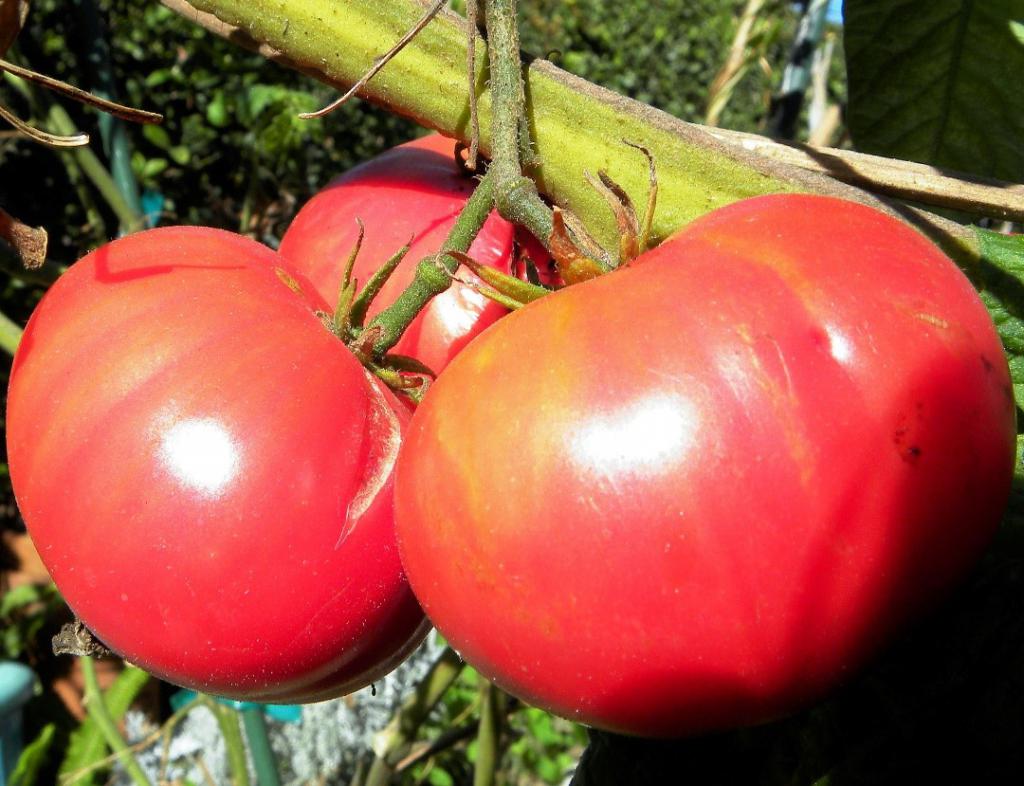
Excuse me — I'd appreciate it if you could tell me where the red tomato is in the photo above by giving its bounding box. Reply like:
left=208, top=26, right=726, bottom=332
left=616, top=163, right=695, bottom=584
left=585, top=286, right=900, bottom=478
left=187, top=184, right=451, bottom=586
left=280, top=134, right=548, bottom=373
left=7, top=227, right=427, bottom=701
left=395, top=195, right=1016, bottom=736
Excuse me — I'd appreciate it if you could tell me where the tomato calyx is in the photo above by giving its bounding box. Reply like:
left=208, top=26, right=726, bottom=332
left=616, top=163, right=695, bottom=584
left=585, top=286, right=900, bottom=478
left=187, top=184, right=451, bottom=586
left=446, top=143, right=660, bottom=310
left=309, top=227, right=438, bottom=402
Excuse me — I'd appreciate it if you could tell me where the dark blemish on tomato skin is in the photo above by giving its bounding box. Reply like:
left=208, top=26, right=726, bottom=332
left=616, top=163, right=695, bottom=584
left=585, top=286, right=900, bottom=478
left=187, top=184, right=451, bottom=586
left=981, top=355, right=995, bottom=374
left=892, top=411, right=923, bottom=464
left=893, top=426, right=922, bottom=463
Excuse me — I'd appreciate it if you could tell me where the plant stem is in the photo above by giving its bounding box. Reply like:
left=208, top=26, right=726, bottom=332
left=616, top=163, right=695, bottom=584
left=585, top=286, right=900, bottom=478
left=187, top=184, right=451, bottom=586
left=703, top=128, right=1024, bottom=223
left=80, top=656, right=154, bottom=786
left=164, top=0, right=990, bottom=266
left=482, top=0, right=553, bottom=244
left=473, top=680, right=503, bottom=786
left=365, top=646, right=465, bottom=786
left=239, top=706, right=281, bottom=786
left=367, top=169, right=496, bottom=357
left=207, top=700, right=252, bottom=786
left=0, top=307, right=22, bottom=355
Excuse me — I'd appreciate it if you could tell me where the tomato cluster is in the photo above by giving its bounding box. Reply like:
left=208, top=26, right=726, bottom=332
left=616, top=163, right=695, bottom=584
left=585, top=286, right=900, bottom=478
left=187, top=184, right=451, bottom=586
left=6, top=138, right=1016, bottom=734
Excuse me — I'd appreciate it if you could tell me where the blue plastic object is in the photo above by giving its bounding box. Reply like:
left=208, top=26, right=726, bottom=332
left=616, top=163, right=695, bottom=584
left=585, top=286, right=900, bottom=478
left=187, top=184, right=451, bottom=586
left=0, top=661, right=36, bottom=786
left=170, top=690, right=303, bottom=724
left=140, top=190, right=166, bottom=229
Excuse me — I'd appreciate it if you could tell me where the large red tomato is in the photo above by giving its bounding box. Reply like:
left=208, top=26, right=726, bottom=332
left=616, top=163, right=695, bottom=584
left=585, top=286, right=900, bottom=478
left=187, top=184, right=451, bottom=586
left=280, top=134, right=544, bottom=373
left=6, top=227, right=427, bottom=701
left=395, top=195, right=1016, bottom=736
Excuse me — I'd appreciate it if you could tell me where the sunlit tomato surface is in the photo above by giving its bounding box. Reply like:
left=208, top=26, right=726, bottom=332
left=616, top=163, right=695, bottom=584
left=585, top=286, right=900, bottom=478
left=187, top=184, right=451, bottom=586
left=7, top=227, right=427, bottom=702
left=280, top=134, right=546, bottom=373
left=395, top=195, right=1017, bottom=736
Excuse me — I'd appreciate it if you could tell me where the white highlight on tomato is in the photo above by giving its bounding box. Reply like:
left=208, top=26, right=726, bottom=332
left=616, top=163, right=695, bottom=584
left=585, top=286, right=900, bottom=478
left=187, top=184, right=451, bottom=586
left=435, top=283, right=488, bottom=337
left=825, top=324, right=854, bottom=364
left=159, top=418, right=240, bottom=495
left=571, top=392, right=700, bottom=475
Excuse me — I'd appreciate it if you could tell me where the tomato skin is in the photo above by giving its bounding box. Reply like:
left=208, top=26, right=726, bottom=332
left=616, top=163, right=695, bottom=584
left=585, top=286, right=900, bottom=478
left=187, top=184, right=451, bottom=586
left=280, top=134, right=543, bottom=372
left=395, top=194, right=1016, bottom=736
left=7, top=227, right=427, bottom=701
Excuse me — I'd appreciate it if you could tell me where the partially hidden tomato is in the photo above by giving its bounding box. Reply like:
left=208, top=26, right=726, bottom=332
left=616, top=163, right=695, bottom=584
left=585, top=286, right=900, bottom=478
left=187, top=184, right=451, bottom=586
left=6, top=226, right=427, bottom=702
left=279, top=134, right=547, bottom=373
left=395, top=194, right=1017, bottom=736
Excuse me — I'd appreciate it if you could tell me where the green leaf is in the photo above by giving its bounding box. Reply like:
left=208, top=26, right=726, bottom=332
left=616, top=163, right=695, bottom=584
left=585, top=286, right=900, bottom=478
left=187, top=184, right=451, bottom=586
left=141, top=158, right=168, bottom=179
left=427, top=767, right=454, bottom=786
left=845, top=0, right=1024, bottom=181
left=1, top=583, right=44, bottom=616
left=971, top=229, right=1024, bottom=409
left=10, top=723, right=57, bottom=786
left=169, top=145, right=191, bottom=166
left=58, top=666, right=151, bottom=786
left=142, top=124, right=172, bottom=151
left=205, top=90, right=230, bottom=128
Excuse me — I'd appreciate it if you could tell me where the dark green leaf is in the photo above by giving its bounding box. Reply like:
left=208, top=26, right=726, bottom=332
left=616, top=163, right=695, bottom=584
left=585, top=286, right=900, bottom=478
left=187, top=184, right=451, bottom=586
left=971, top=229, right=1024, bottom=408
left=846, top=0, right=1024, bottom=181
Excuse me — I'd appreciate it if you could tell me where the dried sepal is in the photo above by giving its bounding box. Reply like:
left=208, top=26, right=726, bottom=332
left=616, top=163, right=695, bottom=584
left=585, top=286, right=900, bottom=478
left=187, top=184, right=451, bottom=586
left=557, top=209, right=614, bottom=269
left=348, top=323, right=384, bottom=365
left=584, top=170, right=640, bottom=265
left=549, top=208, right=607, bottom=285
left=623, top=140, right=658, bottom=254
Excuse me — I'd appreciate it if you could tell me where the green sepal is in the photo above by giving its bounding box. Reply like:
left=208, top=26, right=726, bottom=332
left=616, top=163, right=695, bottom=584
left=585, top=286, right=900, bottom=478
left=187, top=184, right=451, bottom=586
left=450, top=251, right=549, bottom=305
left=333, top=279, right=358, bottom=338
left=349, top=239, right=412, bottom=328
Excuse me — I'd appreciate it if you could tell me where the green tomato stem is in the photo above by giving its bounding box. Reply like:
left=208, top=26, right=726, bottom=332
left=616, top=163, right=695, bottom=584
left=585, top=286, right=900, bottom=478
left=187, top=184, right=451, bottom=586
left=80, top=656, right=154, bottom=786
left=166, top=0, right=984, bottom=267
left=473, top=680, right=504, bottom=786
left=240, top=707, right=281, bottom=786
left=206, top=698, right=252, bottom=786
left=366, top=168, right=497, bottom=358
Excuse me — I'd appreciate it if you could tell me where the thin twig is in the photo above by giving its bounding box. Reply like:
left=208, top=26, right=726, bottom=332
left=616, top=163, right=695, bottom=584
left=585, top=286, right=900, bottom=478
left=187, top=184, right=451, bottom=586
left=706, top=127, right=1024, bottom=223
left=0, top=101, right=88, bottom=147
left=299, top=0, right=446, bottom=119
left=394, top=721, right=479, bottom=772
left=0, top=57, right=162, bottom=124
